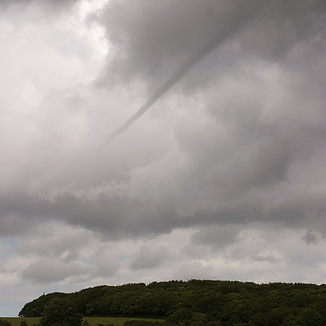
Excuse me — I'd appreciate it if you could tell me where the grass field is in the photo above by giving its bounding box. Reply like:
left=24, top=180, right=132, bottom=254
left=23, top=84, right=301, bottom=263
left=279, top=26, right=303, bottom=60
left=1, top=318, right=40, bottom=326
left=2, top=317, right=164, bottom=326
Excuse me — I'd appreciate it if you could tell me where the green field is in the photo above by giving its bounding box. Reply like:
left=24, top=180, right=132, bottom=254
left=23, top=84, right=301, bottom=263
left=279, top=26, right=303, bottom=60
left=1, top=318, right=40, bottom=326
left=2, top=317, right=164, bottom=326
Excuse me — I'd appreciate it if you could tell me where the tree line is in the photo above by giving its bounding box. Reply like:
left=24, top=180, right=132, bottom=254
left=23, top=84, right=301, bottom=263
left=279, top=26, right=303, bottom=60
left=18, top=279, right=326, bottom=326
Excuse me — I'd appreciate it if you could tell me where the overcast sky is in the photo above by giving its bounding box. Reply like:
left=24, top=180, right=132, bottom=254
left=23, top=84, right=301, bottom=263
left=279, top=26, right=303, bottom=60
left=1, top=0, right=326, bottom=317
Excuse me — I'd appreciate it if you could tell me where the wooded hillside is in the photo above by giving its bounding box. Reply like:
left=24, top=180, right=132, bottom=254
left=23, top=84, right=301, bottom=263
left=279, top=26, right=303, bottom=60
left=19, top=280, right=326, bottom=326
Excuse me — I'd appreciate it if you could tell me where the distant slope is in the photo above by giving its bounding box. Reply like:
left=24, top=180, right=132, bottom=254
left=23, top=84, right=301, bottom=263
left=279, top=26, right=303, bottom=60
left=3, top=317, right=164, bottom=326
left=19, top=280, right=326, bottom=326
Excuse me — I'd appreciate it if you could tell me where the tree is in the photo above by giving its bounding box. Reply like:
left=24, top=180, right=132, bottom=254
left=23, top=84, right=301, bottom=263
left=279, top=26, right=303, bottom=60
left=299, top=308, right=322, bottom=326
left=166, top=308, right=192, bottom=324
left=248, top=313, right=266, bottom=326
left=281, top=314, right=299, bottom=326
left=267, top=308, right=289, bottom=326
left=0, top=319, right=12, bottom=326
left=40, top=298, right=82, bottom=326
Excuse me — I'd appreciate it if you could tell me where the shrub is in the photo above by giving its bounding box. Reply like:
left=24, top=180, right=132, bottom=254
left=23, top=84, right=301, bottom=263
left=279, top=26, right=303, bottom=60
left=40, top=298, right=82, bottom=326
left=0, top=319, right=12, bottom=326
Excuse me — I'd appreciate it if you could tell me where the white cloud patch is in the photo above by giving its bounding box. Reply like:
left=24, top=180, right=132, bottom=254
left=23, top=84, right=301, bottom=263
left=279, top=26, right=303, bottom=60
left=21, top=258, right=91, bottom=284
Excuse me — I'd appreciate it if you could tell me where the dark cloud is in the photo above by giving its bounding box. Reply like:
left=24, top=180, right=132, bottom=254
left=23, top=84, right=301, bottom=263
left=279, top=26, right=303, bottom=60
left=0, top=0, right=324, bottom=240
left=93, top=0, right=326, bottom=244
left=99, top=0, right=326, bottom=92
left=102, top=0, right=268, bottom=143
left=302, top=231, right=319, bottom=245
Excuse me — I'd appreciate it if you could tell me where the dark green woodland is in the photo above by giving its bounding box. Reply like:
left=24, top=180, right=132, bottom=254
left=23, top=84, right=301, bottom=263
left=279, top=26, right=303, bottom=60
left=19, top=280, right=326, bottom=326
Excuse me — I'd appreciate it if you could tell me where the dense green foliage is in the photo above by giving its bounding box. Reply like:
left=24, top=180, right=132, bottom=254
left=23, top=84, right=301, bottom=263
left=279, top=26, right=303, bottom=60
left=3, top=317, right=163, bottom=326
left=19, top=321, right=28, bottom=326
left=19, top=280, right=326, bottom=326
left=39, top=297, right=82, bottom=326
left=0, top=319, right=12, bottom=326
left=122, top=320, right=173, bottom=326
left=1, top=318, right=40, bottom=326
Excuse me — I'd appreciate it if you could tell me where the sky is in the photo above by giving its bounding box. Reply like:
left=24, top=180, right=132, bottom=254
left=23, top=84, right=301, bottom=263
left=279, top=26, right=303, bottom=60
left=0, top=0, right=326, bottom=317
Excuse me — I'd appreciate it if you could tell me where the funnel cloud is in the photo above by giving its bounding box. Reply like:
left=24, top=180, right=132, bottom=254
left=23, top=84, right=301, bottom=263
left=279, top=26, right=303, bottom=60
left=103, top=1, right=262, bottom=145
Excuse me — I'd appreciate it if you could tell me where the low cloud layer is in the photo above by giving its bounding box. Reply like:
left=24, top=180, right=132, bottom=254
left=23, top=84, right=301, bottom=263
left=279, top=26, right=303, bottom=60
left=0, top=0, right=326, bottom=317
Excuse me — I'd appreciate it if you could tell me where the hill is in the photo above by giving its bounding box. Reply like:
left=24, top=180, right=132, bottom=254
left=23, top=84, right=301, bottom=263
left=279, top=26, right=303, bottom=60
left=19, top=279, right=326, bottom=326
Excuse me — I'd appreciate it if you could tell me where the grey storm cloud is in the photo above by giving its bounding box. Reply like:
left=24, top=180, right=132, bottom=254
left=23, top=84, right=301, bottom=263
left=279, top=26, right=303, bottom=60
left=99, top=0, right=326, bottom=90
left=92, top=1, right=326, bottom=238
left=1, top=0, right=326, bottom=304
left=3, top=0, right=326, bottom=315
left=0, top=0, right=324, bottom=240
left=302, top=231, right=319, bottom=245
left=102, top=0, right=265, bottom=143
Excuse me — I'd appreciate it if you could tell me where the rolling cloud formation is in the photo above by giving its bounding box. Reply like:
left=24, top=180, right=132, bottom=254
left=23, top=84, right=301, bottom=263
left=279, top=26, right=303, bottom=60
left=0, top=0, right=326, bottom=316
